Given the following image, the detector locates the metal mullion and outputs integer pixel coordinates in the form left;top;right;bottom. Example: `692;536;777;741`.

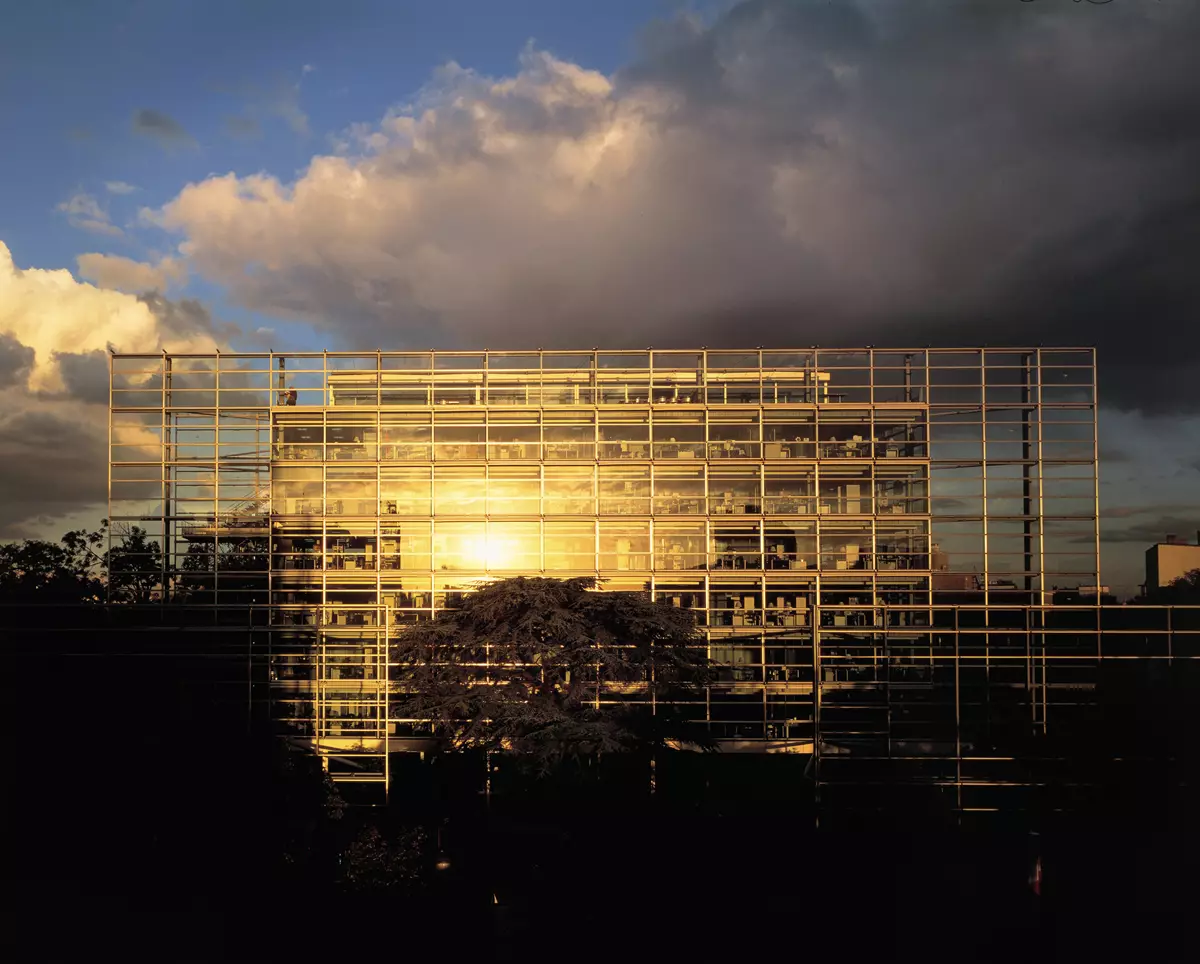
1091;348;1102;650
107;351;114;604
980;350;989;613
162;351;171;608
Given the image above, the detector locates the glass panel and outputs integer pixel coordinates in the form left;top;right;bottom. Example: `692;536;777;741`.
380;467;430;516
382;354;432;370
433;420;486;460
544;415;595;460
488;469;541;515
652;419;705;459
652;468;705;515
709;472;762;514
709;415;760;459
873;410;927;458
545;467;596;515
819;522;872;571
707;351;759;370
598;352;649;369
326;355;378;371
764;470;815;514
544;522;596;570
817;467;873;514
434;354;485;370
488;417;540;460
598;522;650;570
483;522;541;571
598;466;650;515
654;523;706;571
763;413;815;459
434;467;486;515
543;353;595;370
598;414;650;460
711;522;763;571
762;351;813;370
272;466;322;515
488;353;540;371
764;523;816;571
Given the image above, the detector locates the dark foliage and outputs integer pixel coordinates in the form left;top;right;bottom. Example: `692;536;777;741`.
391;576;717;771
1156;568;1200;605
339;824;429;893
0;526;104;604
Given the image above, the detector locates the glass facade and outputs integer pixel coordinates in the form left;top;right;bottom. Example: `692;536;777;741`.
110;348;1103;800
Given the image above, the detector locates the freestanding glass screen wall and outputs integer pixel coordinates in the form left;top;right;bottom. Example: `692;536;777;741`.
110;348;1100;802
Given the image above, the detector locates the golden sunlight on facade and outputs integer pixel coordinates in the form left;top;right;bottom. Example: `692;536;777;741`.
109;348;1100;798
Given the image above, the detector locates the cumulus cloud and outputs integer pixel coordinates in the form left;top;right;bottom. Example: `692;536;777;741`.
56;191;124;238
149;0;1200;414
132;108;194;148
105;181;138;195
76;252;188;292
0;241;218;397
136;290;236;343
0;240;227;534
0;331;35;387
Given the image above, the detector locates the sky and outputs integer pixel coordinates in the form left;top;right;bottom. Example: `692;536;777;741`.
1;0;1198;598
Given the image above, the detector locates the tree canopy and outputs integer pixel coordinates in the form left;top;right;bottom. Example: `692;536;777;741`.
0;526;105;605
1158;568;1200;605
390;576;716;771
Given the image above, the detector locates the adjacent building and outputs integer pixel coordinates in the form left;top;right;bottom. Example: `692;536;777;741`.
1145;535;1200;595
109;347;1101;803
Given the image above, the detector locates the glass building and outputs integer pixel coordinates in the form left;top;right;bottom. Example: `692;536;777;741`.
109;348;1102;802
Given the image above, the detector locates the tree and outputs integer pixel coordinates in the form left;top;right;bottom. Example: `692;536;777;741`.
338;824;428;893
104;524;166;603
175;536;268;604
0;525;105;605
1160;568;1200;605
391;576;716;773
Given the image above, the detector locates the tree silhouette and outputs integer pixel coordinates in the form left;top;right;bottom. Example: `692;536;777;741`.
176;536;268;604
104;524;166;603
0;525;105;605
390;576;716;773
1159;568;1200;605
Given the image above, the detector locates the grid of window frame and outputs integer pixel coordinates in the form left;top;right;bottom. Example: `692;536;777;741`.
110;348;1102;794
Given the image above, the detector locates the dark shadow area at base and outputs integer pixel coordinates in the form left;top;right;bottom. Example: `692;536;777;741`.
4;616;1198;962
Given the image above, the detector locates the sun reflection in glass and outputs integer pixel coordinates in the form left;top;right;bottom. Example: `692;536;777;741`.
464;536;517;571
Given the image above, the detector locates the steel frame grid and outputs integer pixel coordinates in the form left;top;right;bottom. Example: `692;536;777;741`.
108;347;1109;805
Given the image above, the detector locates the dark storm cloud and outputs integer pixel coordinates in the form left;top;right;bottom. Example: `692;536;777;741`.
132;108;194;147
137;291;238;342
0;409;106;532
0;332;35;387
156;0;1200;416
617;0;1200;414
1101;515;1200;546
53;349;110;405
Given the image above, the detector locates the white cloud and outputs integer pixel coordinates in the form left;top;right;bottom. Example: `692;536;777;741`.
76;252;188;293
105;181;138;195
57;191;125;238
0;241;216;396
0;240;223;533
155;47;686;345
